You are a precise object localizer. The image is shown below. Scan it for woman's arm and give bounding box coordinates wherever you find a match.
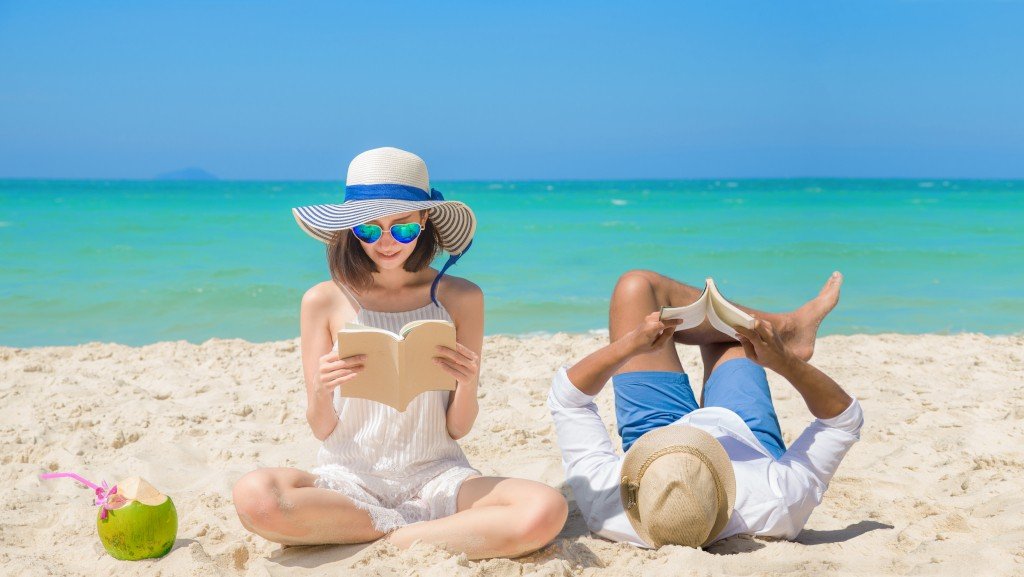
[300,284,364,441]
[435,277,484,440]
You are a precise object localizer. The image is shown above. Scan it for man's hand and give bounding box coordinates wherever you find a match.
[736,318,854,420]
[622,312,681,356]
[734,319,800,375]
[565,311,681,397]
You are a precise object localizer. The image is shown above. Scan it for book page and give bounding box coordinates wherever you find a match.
[659,282,710,331]
[399,320,457,411]
[336,330,401,409]
[706,278,756,341]
[344,322,392,335]
[399,319,448,337]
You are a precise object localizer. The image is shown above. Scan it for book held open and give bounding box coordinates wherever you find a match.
[335,319,457,412]
[658,278,756,341]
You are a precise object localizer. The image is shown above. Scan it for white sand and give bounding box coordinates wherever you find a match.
[2,333,1023,576]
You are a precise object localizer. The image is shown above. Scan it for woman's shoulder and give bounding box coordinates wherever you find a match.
[436,274,483,304]
[301,280,357,316]
[436,274,483,330]
[301,280,336,306]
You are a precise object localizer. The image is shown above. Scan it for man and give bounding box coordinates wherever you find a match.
[548,270,863,548]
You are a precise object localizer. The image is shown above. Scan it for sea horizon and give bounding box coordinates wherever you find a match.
[2,178,1022,347]
[3,175,1022,183]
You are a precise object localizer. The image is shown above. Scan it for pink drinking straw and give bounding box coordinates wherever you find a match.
[39,472,120,519]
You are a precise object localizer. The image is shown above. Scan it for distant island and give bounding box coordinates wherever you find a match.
[155,167,218,181]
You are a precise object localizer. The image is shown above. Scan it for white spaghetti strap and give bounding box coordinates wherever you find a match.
[336,281,363,311]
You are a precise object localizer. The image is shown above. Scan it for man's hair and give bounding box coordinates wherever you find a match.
[326,216,441,291]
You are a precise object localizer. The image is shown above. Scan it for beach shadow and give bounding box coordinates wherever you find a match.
[262,541,377,569]
[796,520,894,545]
[706,534,766,555]
[536,539,605,569]
[559,503,597,540]
[551,482,593,541]
[170,538,199,553]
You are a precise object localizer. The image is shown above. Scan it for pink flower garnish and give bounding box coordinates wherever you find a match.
[39,472,121,519]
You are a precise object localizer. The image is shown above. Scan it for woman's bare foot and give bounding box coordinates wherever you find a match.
[779,272,843,362]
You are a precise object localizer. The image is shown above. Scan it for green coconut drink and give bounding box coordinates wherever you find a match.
[40,472,178,561]
[96,477,178,560]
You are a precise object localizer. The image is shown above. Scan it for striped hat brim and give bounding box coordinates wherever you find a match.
[292,199,476,255]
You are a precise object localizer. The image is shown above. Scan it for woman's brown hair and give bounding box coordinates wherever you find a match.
[326,215,442,292]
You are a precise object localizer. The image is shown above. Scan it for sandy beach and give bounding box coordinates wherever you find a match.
[2,332,1023,576]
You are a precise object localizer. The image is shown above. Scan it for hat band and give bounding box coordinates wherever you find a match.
[345,183,444,202]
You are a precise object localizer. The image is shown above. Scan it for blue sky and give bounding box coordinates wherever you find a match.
[1,1,1022,180]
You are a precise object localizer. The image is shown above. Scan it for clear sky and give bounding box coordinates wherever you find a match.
[1,1,1022,180]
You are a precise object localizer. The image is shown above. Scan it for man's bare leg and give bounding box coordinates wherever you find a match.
[697,342,748,388]
[608,270,843,375]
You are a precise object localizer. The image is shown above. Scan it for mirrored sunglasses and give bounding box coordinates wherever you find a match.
[351,222,423,244]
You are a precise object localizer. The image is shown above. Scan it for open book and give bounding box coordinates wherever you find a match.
[335,319,457,412]
[658,278,756,341]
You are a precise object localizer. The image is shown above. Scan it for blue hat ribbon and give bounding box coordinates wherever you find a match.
[344,183,445,202]
[430,239,472,306]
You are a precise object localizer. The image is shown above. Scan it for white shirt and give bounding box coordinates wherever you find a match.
[547,366,864,547]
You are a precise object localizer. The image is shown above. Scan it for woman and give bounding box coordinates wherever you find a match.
[231,147,567,560]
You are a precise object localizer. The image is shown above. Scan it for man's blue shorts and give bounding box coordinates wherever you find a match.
[612,358,786,459]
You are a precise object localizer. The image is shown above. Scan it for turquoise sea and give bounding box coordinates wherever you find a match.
[1,179,1022,347]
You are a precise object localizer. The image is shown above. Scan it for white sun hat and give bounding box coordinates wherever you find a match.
[292,147,476,303]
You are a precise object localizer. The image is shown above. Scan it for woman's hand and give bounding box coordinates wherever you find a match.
[434,343,480,389]
[316,351,366,395]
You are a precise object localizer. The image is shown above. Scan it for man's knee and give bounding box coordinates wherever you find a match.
[612,270,660,301]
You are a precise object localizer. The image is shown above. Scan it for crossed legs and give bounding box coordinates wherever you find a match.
[232,470,566,560]
[608,269,843,383]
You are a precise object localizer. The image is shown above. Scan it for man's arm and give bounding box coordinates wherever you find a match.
[547,367,650,547]
[545,312,679,546]
[735,319,863,539]
[735,320,852,419]
[766,398,864,539]
[567,312,679,396]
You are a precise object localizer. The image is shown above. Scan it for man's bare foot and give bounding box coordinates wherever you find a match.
[779,271,843,361]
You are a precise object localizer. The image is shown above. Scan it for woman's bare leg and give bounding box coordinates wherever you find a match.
[232,467,383,545]
[385,476,568,560]
[608,269,843,374]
